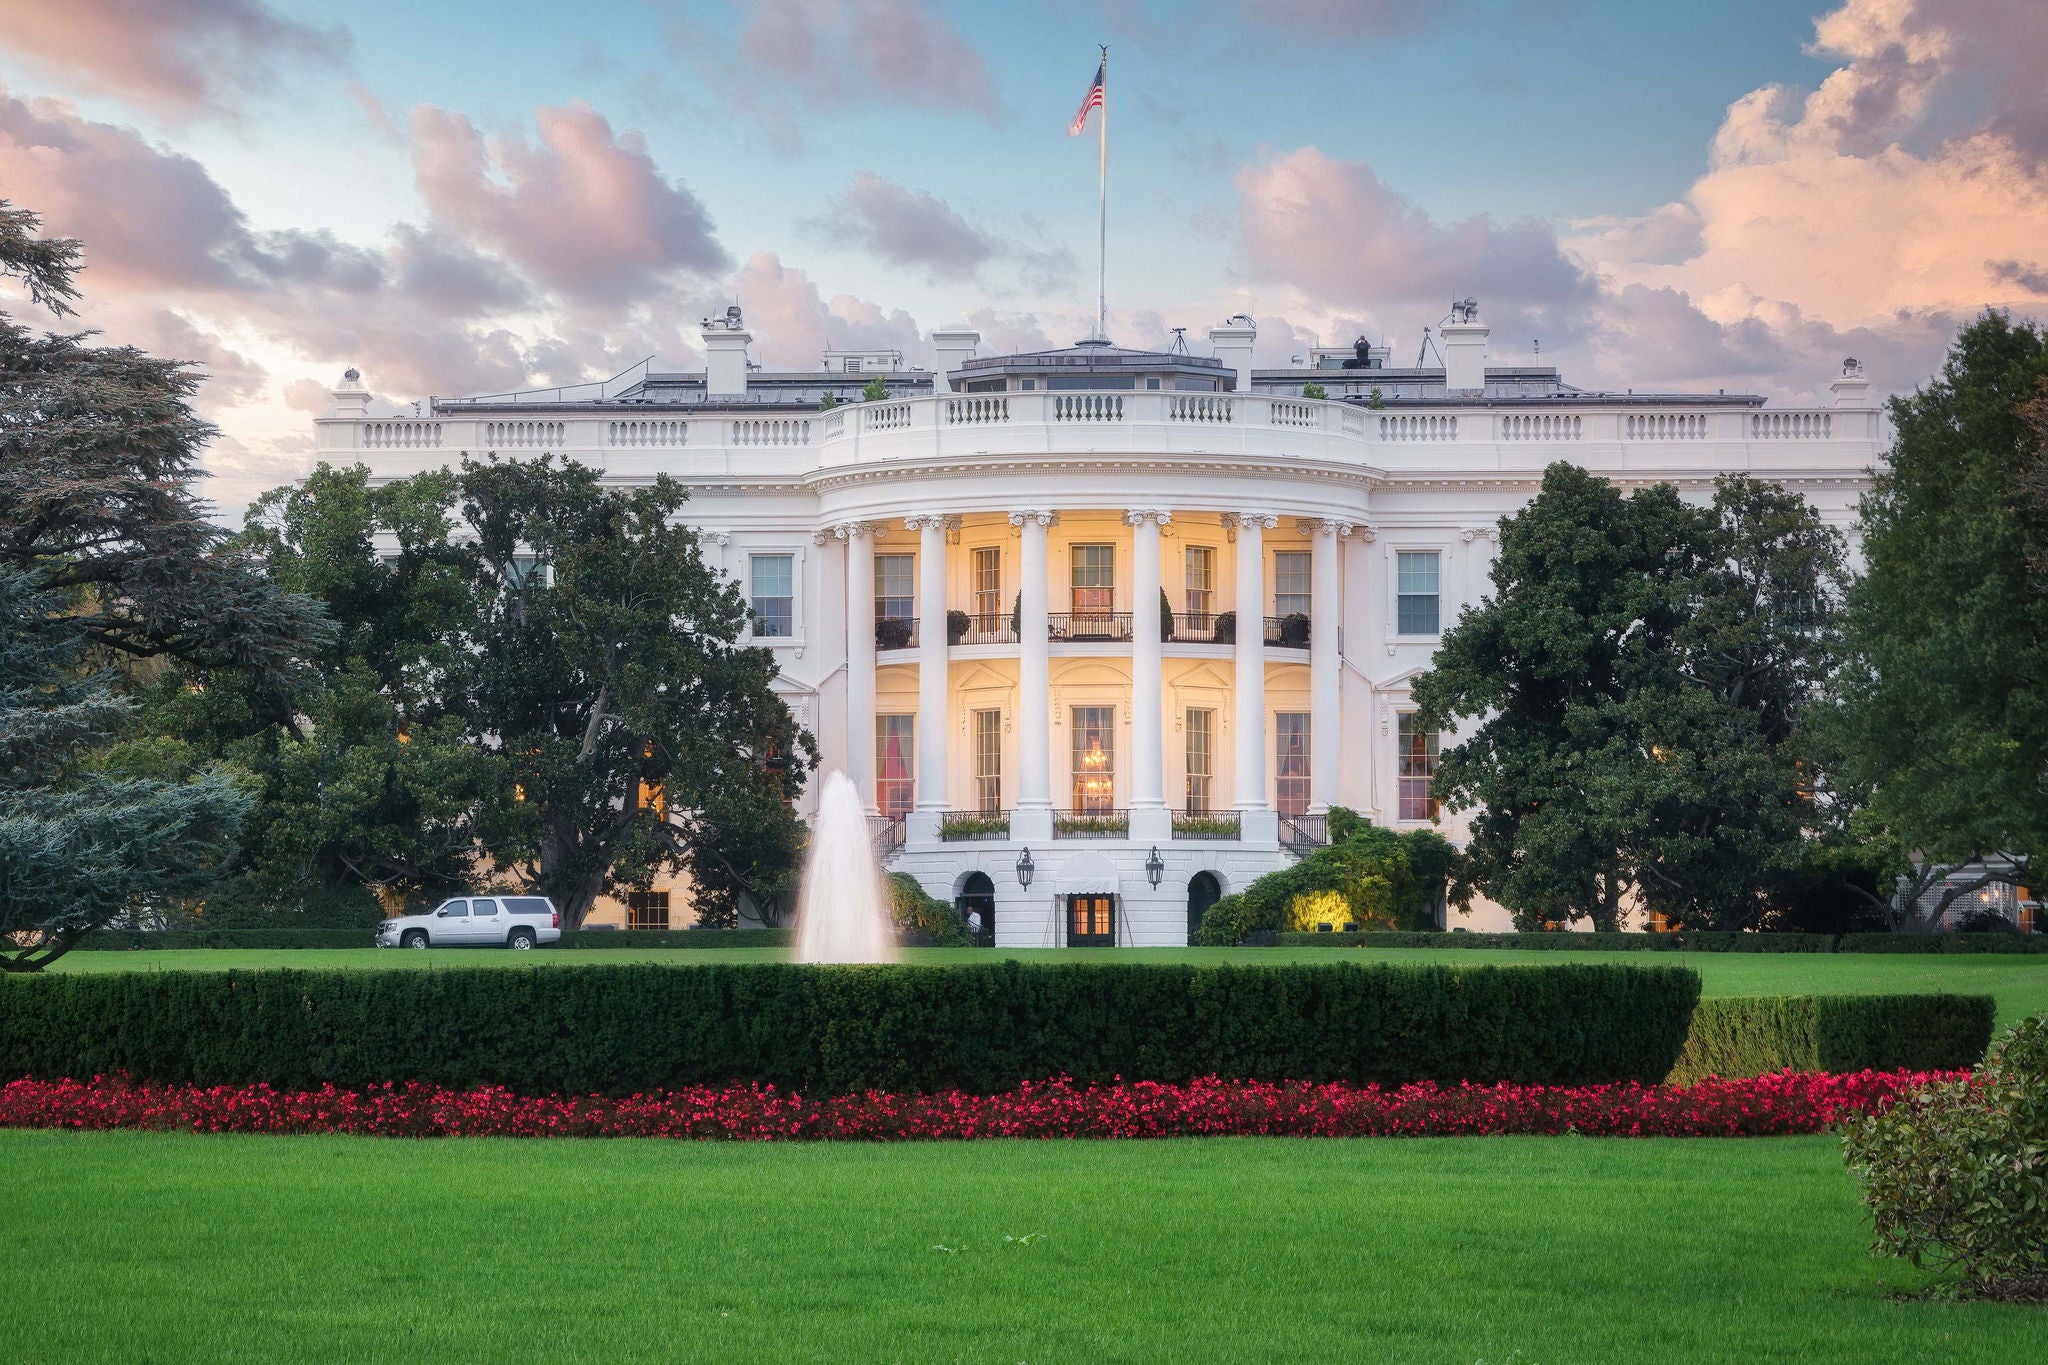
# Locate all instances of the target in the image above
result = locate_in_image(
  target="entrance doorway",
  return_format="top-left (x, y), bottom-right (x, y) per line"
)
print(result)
top-left (1187, 872), bottom-right (1221, 944)
top-left (958, 872), bottom-right (995, 947)
top-left (1066, 894), bottom-right (1116, 947)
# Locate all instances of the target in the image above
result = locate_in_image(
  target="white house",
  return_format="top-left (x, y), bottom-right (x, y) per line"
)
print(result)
top-left (320, 303), bottom-right (1883, 943)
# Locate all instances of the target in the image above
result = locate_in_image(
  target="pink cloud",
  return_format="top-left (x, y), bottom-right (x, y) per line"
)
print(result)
top-left (0, 0), bottom-right (344, 117)
top-left (721, 252), bottom-right (924, 369)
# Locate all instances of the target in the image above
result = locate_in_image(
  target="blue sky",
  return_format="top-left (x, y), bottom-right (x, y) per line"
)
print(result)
top-left (1, 0), bottom-right (2043, 509)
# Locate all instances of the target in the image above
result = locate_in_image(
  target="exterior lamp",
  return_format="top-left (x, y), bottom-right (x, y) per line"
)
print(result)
top-left (1145, 846), bottom-right (1165, 888)
top-left (1015, 847), bottom-right (1035, 889)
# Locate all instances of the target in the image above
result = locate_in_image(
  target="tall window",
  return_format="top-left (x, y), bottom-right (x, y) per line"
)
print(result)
top-left (973, 708), bottom-right (1002, 812)
top-left (875, 554), bottom-right (915, 621)
top-left (971, 546), bottom-right (1002, 626)
top-left (1396, 550), bottom-right (1441, 635)
top-left (1071, 706), bottom-right (1115, 812)
top-left (626, 890), bottom-right (669, 931)
top-left (1397, 713), bottom-right (1438, 821)
top-left (1275, 713), bottom-right (1310, 816)
top-left (876, 715), bottom-right (915, 815)
top-left (1184, 546), bottom-right (1214, 620)
top-left (1185, 708), bottom-right (1213, 813)
top-left (1071, 544), bottom-right (1114, 614)
top-left (749, 553), bottom-right (793, 638)
top-left (1274, 552), bottom-right (1312, 618)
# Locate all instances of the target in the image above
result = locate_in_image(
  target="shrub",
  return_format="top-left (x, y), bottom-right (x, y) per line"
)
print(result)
top-left (1840, 1014), bottom-right (2048, 1294)
top-left (1275, 930), bottom-right (1841, 952)
top-left (1838, 932), bottom-right (2046, 955)
top-left (886, 872), bottom-right (968, 946)
top-left (946, 609), bottom-right (970, 645)
top-left (0, 960), bottom-right (1702, 1094)
top-left (71, 928), bottom-right (372, 951)
top-left (556, 928), bottom-right (790, 949)
top-left (1666, 995), bottom-right (1994, 1083)
top-left (1200, 819), bottom-right (1450, 943)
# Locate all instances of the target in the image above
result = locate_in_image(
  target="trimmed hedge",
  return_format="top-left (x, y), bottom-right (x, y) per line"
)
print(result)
top-left (0, 961), bottom-right (1700, 1095)
top-left (556, 929), bottom-right (792, 949)
top-left (70, 929), bottom-right (373, 951)
top-left (1665, 994), bottom-right (1995, 1084)
top-left (1274, 930), bottom-right (2042, 954)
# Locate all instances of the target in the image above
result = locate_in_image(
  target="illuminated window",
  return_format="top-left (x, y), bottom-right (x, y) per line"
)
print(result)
top-left (1184, 546), bottom-right (1214, 620)
top-left (877, 715), bottom-right (915, 816)
top-left (972, 547), bottom-right (1002, 628)
top-left (973, 709), bottom-right (1002, 813)
top-left (626, 890), bottom-right (669, 931)
top-left (1185, 709), bottom-right (1213, 814)
top-left (1397, 714), bottom-right (1438, 821)
top-left (1071, 544), bottom-right (1114, 614)
top-left (636, 780), bottom-right (666, 818)
top-left (1275, 712), bottom-right (1310, 816)
top-left (1274, 551), bottom-right (1311, 618)
top-left (1067, 894), bottom-right (1115, 946)
top-left (1071, 706), bottom-right (1115, 812)
top-left (1397, 551), bottom-right (1440, 635)
top-left (874, 554), bottom-right (915, 621)
top-left (749, 554), bottom-right (793, 638)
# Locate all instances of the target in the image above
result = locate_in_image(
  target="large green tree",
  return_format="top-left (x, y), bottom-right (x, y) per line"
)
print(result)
top-left (0, 202), bottom-right (329, 968)
top-left (1413, 463), bottom-right (1849, 930)
top-left (1828, 312), bottom-right (2048, 923)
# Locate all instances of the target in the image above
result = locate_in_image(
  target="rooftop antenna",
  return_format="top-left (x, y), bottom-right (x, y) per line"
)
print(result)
top-left (1415, 326), bottom-right (1444, 368)
top-left (1168, 326), bottom-right (1189, 356)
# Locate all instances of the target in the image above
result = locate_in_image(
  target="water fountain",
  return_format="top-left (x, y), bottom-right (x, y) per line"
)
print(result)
top-left (792, 770), bottom-right (899, 964)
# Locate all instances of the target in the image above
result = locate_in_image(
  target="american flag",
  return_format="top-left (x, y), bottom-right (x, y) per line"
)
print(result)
top-left (1068, 57), bottom-right (1105, 136)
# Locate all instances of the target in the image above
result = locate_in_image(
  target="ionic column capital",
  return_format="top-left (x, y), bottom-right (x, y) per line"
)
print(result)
top-left (1221, 511), bottom-right (1279, 531)
top-left (904, 513), bottom-right (959, 534)
top-left (829, 519), bottom-right (884, 540)
top-left (1123, 508), bottom-right (1173, 528)
top-left (700, 529), bottom-right (732, 546)
top-left (1461, 525), bottom-right (1500, 544)
top-left (1007, 509), bottom-right (1058, 529)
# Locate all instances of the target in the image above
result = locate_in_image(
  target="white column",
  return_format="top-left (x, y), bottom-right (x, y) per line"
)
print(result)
top-left (1011, 510), bottom-right (1054, 843)
top-left (841, 523), bottom-right (876, 810)
top-left (909, 515), bottom-right (950, 836)
top-left (1309, 519), bottom-right (1346, 814)
top-left (1232, 514), bottom-right (1276, 829)
top-left (1127, 510), bottom-right (1169, 841)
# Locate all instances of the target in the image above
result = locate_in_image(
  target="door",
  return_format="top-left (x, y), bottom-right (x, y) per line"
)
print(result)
top-left (958, 872), bottom-right (995, 947)
top-left (1066, 894), bottom-right (1115, 947)
top-left (469, 896), bottom-right (502, 943)
top-left (1187, 873), bottom-right (1221, 945)
top-left (431, 898), bottom-right (473, 943)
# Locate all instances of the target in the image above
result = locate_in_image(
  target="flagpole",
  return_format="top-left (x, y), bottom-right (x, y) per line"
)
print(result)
top-left (1097, 45), bottom-right (1108, 342)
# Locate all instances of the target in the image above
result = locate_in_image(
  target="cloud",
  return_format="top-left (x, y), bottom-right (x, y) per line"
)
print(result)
top-left (719, 252), bottom-right (925, 369)
top-left (0, 0), bottom-right (345, 117)
top-left (410, 102), bottom-right (729, 308)
top-left (818, 171), bottom-right (1074, 290)
top-left (1987, 259), bottom-right (2048, 296)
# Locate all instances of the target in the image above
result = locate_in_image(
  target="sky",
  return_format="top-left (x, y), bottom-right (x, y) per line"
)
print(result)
top-left (2, 0), bottom-right (2045, 515)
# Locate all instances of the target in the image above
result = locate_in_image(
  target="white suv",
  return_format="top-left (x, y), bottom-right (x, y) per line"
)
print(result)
top-left (376, 895), bottom-right (563, 950)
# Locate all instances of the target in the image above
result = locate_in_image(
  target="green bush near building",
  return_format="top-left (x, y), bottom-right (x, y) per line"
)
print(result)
top-left (1196, 813), bottom-right (1455, 944)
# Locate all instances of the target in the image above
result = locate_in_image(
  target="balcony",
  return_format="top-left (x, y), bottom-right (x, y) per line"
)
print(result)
top-left (1263, 614), bottom-right (1312, 649)
top-left (1047, 612), bottom-right (1133, 643)
top-left (950, 612), bottom-right (1017, 646)
top-left (939, 809), bottom-right (1011, 841)
top-left (1053, 808), bottom-right (1128, 838)
top-left (875, 616), bottom-right (917, 651)
top-left (1171, 809), bottom-right (1242, 840)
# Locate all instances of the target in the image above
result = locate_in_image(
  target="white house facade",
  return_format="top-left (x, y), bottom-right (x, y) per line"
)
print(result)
top-left (318, 305), bottom-right (1885, 943)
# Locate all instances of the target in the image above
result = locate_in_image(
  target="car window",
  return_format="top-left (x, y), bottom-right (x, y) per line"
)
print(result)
top-left (503, 897), bottom-right (552, 916)
top-left (436, 900), bottom-right (468, 917)
top-left (472, 899), bottom-right (498, 916)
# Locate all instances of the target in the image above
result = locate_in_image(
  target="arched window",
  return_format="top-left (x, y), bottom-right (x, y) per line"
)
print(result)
top-left (1187, 872), bottom-right (1222, 944)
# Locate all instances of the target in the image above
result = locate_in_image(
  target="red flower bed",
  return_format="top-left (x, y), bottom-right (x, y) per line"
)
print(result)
top-left (0, 1070), bottom-right (1956, 1141)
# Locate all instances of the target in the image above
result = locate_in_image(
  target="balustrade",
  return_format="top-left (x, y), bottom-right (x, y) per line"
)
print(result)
top-left (861, 402), bottom-right (913, 431)
top-left (1054, 393), bottom-right (1124, 422)
top-left (730, 417), bottom-right (811, 446)
top-left (1625, 413), bottom-right (1707, 440)
top-left (361, 421), bottom-right (442, 449)
top-left (1502, 413), bottom-right (1581, 441)
top-left (1751, 411), bottom-right (1832, 439)
top-left (1378, 413), bottom-right (1457, 441)
top-left (944, 396), bottom-right (1009, 425)
top-left (484, 420), bottom-right (565, 447)
top-left (1046, 611), bottom-right (1133, 642)
top-left (607, 419), bottom-right (688, 447)
top-left (1167, 394), bottom-right (1233, 423)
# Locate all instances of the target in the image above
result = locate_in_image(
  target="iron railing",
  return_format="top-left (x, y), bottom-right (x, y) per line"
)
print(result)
top-left (1047, 611), bottom-right (1132, 642)
top-left (1278, 812), bottom-right (1329, 854)
top-left (1170, 808), bottom-right (1242, 841)
top-left (939, 810), bottom-right (1011, 841)
top-left (952, 612), bottom-right (1017, 645)
top-left (868, 813), bottom-right (906, 862)
top-left (1053, 808), bottom-right (1128, 838)
top-left (1264, 614), bottom-right (1312, 648)
top-left (875, 616), bottom-right (917, 651)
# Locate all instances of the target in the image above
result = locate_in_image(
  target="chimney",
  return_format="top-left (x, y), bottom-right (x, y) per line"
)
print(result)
top-left (1830, 357), bottom-right (1872, 408)
top-left (1208, 314), bottom-right (1256, 393)
top-left (328, 367), bottom-right (371, 418)
top-left (931, 328), bottom-right (980, 392)
top-left (1440, 297), bottom-right (1488, 396)
top-left (700, 307), bottom-right (752, 399)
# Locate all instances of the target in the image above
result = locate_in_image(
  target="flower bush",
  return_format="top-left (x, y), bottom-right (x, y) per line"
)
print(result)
top-left (1840, 1014), bottom-right (2048, 1295)
top-left (1, 1070), bottom-right (1948, 1142)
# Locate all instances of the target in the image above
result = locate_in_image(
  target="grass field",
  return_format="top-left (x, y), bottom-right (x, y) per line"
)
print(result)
top-left (44, 944), bottom-right (2048, 1029)
top-left (4, 1129), bottom-right (2042, 1362)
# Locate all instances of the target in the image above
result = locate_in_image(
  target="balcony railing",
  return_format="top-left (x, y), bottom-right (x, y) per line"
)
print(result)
top-left (940, 810), bottom-right (1011, 841)
top-left (1264, 614), bottom-right (1312, 649)
top-left (1166, 611), bottom-right (1228, 644)
top-left (1279, 812), bottom-right (1329, 854)
top-left (951, 612), bottom-right (1017, 646)
top-left (1047, 612), bottom-right (1132, 643)
top-left (875, 616), bottom-right (917, 651)
top-left (1171, 809), bottom-right (1242, 841)
top-left (1054, 808), bottom-right (1128, 838)
top-left (868, 813), bottom-right (907, 862)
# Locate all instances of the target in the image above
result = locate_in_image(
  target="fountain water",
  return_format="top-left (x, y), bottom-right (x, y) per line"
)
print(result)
top-left (793, 770), bottom-right (899, 964)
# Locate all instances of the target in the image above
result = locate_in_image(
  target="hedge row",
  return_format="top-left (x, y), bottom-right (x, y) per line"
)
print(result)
top-left (1666, 994), bottom-right (1996, 1084)
top-left (1273, 930), bottom-right (2044, 954)
top-left (65, 928), bottom-right (795, 951)
top-left (557, 929), bottom-right (792, 950)
top-left (0, 961), bottom-right (1701, 1094)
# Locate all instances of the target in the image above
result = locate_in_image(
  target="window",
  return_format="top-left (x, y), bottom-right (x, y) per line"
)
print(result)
top-left (1071, 544), bottom-right (1114, 614)
top-left (1275, 713), bottom-right (1310, 816)
top-left (1396, 550), bottom-right (1441, 635)
top-left (875, 554), bottom-right (915, 621)
top-left (1274, 551), bottom-right (1311, 619)
top-left (1184, 546), bottom-right (1214, 620)
top-left (1185, 709), bottom-right (1213, 813)
top-left (636, 779), bottom-right (667, 819)
top-left (877, 715), bottom-right (915, 816)
top-left (1397, 713), bottom-right (1439, 821)
top-left (972, 547), bottom-right (1002, 627)
top-left (1071, 706), bottom-right (1115, 812)
top-left (749, 553), bottom-right (793, 638)
top-left (627, 890), bottom-right (669, 931)
top-left (973, 708), bottom-right (1002, 813)
top-left (471, 898), bottom-right (499, 918)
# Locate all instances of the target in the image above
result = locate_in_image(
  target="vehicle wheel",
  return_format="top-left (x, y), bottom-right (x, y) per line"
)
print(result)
top-left (401, 930), bottom-right (428, 949)
top-left (508, 928), bottom-right (535, 950)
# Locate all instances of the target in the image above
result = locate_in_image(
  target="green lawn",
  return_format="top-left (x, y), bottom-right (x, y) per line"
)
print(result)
top-left (3, 1129), bottom-right (2041, 1362)
top-left (47, 944), bottom-right (2048, 1029)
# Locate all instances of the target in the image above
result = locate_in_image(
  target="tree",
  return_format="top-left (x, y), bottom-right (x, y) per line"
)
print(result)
top-left (0, 202), bottom-right (327, 968)
top-left (1827, 312), bottom-right (2048, 925)
top-left (457, 455), bottom-right (815, 925)
top-left (1301, 382), bottom-right (1328, 400)
top-left (860, 376), bottom-right (890, 403)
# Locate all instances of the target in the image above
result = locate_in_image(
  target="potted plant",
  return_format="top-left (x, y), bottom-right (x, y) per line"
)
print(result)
top-left (1159, 587), bottom-right (1176, 641)
top-left (1280, 612), bottom-right (1311, 646)
top-left (1213, 610), bottom-right (1236, 644)
top-left (876, 617), bottom-right (913, 651)
top-left (947, 609), bottom-right (971, 645)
